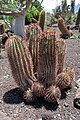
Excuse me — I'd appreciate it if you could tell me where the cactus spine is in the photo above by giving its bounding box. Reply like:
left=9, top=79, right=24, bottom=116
left=38, top=30, right=58, bottom=87
left=39, top=10, right=45, bottom=31
left=5, top=35, right=37, bottom=90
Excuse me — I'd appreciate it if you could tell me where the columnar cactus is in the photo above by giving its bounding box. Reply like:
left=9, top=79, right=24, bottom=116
left=58, top=17, right=71, bottom=37
left=39, top=10, right=45, bottom=31
left=38, top=30, right=58, bottom=87
left=56, top=38, right=66, bottom=75
left=5, top=35, right=37, bottom=90
left=24, top=24, right=42, bottom=74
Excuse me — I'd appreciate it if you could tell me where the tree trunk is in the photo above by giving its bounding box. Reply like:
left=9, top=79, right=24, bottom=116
left=13, top=13, right=25, bottom=37
left=71, top=0, right=75, bottom=14
left=76, top=7, right=80, bottom=26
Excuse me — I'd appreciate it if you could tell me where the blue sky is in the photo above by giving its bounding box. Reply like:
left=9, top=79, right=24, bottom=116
left=39, top=0, right=80, bottom=13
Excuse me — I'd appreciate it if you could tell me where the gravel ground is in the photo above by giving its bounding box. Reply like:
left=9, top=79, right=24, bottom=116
left=0, top=29, right=80, bottom=120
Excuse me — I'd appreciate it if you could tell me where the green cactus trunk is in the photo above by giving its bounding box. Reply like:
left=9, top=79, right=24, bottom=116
left=38, top=31, right=58, bottom=87
left=39, top=10, right=45, bottom=31
left=5, top=35, right=37, bottom=90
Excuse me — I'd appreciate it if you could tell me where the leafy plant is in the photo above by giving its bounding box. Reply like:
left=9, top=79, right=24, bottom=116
left=25, top=6, right=39, bottom=25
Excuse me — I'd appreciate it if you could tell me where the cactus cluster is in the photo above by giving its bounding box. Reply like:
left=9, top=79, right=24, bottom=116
left=5, top=22, right=74, bottom=103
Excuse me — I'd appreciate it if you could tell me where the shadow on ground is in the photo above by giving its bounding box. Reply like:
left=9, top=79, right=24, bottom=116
left=3, top=87, right=23, bottom=104
left=3, top=87, right=60, bottom=111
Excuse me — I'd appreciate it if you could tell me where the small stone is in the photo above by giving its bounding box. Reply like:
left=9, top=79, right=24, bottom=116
left=70, top=118, right=72, bottom=120
left=3, top=75, right=9, bottom=79
left=13, top=114, right=18, bottom=118
left=66, top=92, right=70, bottom=95
left=76, top=79, right=80, bottom=87
left=57, top=114, right=61, bottom=117
left=74, top=86, right=78, bottom=89
left=75, top=88, right=80, bottom=98
left=12, top=117, right=21, bottom=120
left=58, top=105, right=61, bottom=109
left=21, top=104, right=24, bottom=108
left=54, top=115, right=56, bottom=119
left=27, top=118, right=30, bottom=120
left=18, top=109, right=22, bottom=113
left=9, top=111, right=13, bottom=114
left=0, top=100, right=3, bottom=103
left=64, top=102, right=68, bottom=107
left=71, top=115, right=76, bottom=119
left=38, top=119, right=42, bottom=120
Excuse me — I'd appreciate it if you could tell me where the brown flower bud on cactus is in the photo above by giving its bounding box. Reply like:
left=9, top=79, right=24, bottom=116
left=63, top=67, right=75, bottom=82
left=31, top=81, right=45, bottom=97
left=38, top=30, right=58, bottom=87
left=56, top=38, right=67, bottom=75
left=5, top=35, right=37, bottom=90
left=44, top=85, right=61, bottom=103
left=56, top=72, right=71, bottom=90
left=39, top=10, right=45, bottom=31
left=23, top=88, right=36, bottom=102
left=24, top=24, right=42, bottom=74
left=58, top=17, right=71, bottom=37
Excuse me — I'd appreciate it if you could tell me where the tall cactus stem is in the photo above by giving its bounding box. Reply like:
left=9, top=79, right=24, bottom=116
left=5, top=35, right=37, bottom=90
left=39, top=10, right=45, bottom=31
left=38, top=30, right=58, bottom=87
left=58, top=17, right=71, bottom=37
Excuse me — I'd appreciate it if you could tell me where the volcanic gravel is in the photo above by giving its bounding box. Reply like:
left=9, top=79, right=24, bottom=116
left=0, top=29, right=80, bottom=120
